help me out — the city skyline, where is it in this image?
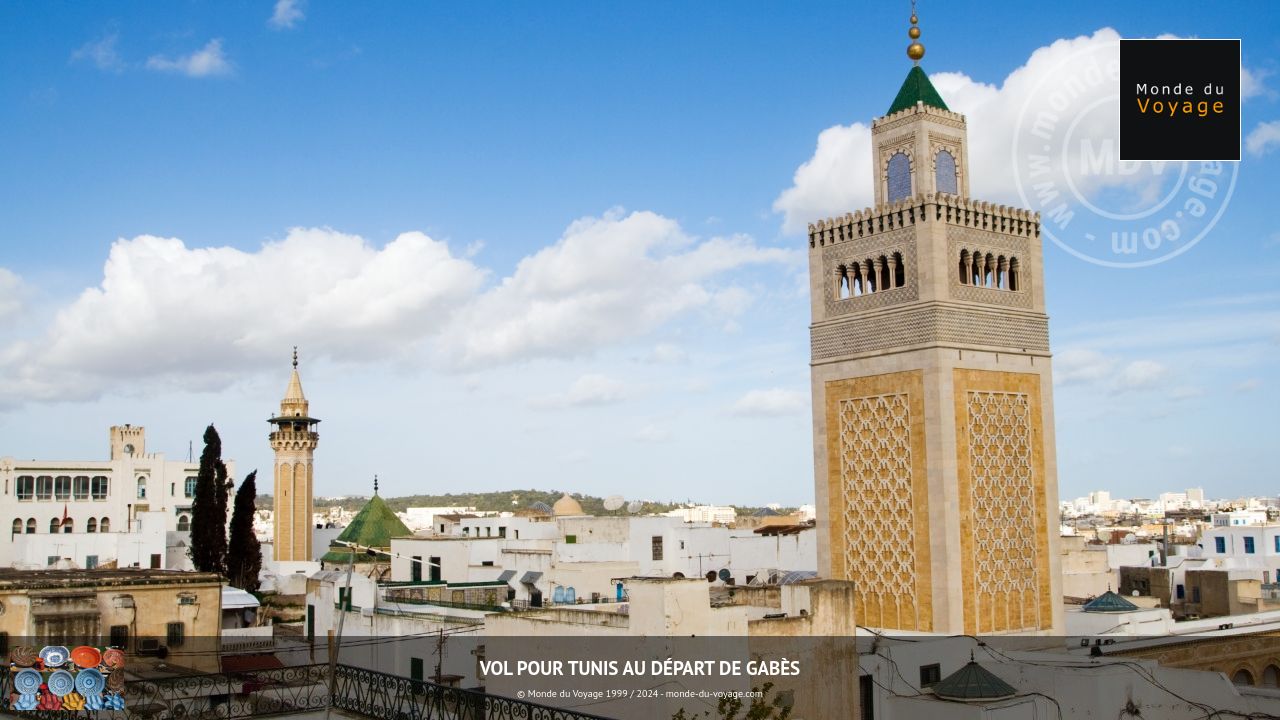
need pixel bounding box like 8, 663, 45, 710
1, 1, 1277, 505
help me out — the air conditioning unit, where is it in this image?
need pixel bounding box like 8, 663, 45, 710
137, 638, 165, 656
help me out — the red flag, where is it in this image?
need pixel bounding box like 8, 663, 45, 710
62, 504, 69, 525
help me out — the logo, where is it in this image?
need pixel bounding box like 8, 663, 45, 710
1012, 39, 1237, 268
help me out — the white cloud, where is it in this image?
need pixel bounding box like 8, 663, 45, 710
434, 208, 794, 368
773, 28, 1270, 234
0, 268, 23, 323
0, 229, 484, 405
633, 423, 672, 443
1242, 65, 1270, 101
1055, 348, 1171, 394
1235, 378, 1263, 394
1246, 120, 1280, 156
1113, 360, 1168, 393
645, 343, 688, 364
529, 374, 627, 409
71, 32, 125, 73
731, 388, 807, 417
1054, 348, 1116, 386
146, 39, 233, 78
269, 0, 306, 30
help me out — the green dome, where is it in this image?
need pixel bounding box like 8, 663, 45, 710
887, 66, 949, 115
932, 658, 1016, 702
321, 494, 411, 564
1082, 590, 1139, 613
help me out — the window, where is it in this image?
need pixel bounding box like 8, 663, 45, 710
177, 515, 190, 532
1176, 584, 1185, 600
651, 536, 664, 561
137, 477, 147, 499
410, 657, 424, 683
919, 663, 942, 687
1274, 536, 1279, 553
934, 149, 958, 194
411, 556, 422, 583
109, 625, 129, 649
85, 555, 99, 570
150, 554, 161, 569
185, 477, 197, 498
54, 476, 71, 501
429, 556, 441, 582
1215, 537, 1226, 553
62, 518, 73, 533
337, 587, 352, 611
565, 535, 577, 544
498, 526, 506, 538
73, 476, 90, 500
99, 517, 110, 532
36, 476, 53, 501
47, 556, 58, 567
481, 561, 494, 567
91, 476, 109, 500
49, 517, 60, 533
886, 152, 912, 202
26, 518, 35, 534
1246, 537, 1256, 554
11, 519, 20, 535
167, 622, 185, 647
16, 476, 33, 501
859, 675, 874, 720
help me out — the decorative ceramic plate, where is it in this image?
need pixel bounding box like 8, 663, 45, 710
102, 648, 125, 669
40, 645, 70, 668
14, 668, 43, 694
71, 646, 102, 669
47, 670, 76, 697
106, 670, 126, 693
75, 668, 106, 696
9, 645, 38, 667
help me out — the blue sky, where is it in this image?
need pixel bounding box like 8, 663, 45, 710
0, 1, 1277, 505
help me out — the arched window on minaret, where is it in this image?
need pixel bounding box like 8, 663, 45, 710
935, 149, 958, 195
887, 152, 912, 202
958, 249, 971, 284
1009, 257, 1020, 291
892, 251, 906, 287
838, 265, 851, 299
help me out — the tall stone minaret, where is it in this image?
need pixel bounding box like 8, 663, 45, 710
808, 9, 1062, 635
270, 348, 320, 563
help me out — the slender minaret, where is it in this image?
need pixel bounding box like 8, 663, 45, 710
270, 348, 320, 562
809, 5, 1062, 635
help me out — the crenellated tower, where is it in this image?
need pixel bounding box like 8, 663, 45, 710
809, 9, 1062, 635
270, 348, 320, 563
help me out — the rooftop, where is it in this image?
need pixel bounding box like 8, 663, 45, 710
0, 568, 222, 590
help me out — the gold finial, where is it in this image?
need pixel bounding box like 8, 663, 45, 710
373, 474, 379, 495
292, 346, 298, 370
907, 1, 925, 63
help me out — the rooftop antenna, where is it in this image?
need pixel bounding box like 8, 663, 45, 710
626, 500, 643, 514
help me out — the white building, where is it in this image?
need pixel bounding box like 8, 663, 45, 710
1213, 510, 1269, 527
663, 504, 737, 524
0, 425, 235, 570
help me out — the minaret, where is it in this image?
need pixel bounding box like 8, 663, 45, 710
808, 5, 1062, 635
270, 348, 320, 563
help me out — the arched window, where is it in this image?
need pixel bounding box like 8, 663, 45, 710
26, 518, 36, 534
984, 253, 996, 287
50, 517, 61, 534
1008, 257, 1020, 291
893, 251, 906, 288
1264, 665, 1280, 687
177, 515, 191, 532
62, 518, 73, 533
99, 517, 110, 533
935, 149, 958, 195
136, 477, 147, 499
887, 152, 912, 202
959, 249, 971, 284
87, 518, 97, 534
996, 255, 1008, 289
11, 518, 21, 535
837, 265, 851, 299
1233, 669, 1255, 686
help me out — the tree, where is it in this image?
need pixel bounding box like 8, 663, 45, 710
189, 424, 230, 574
226, 470, 263, 591
671, 683, 793, 720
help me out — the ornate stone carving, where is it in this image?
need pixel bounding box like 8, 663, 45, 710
811, 305, 1050, 361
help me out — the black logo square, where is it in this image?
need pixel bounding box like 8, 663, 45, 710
1120, 39, 1240, 161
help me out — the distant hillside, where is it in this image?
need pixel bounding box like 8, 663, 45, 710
255, 489, 793, 518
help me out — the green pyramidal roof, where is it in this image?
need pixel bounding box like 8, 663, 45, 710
887, 65, 949, 115
321, 494, 411, 563
932, 660, 1016, 702
1082, 590, 1139, 613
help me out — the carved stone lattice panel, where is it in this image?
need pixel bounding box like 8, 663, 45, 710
822, 228, 919, 316
954, 373, 1051, 634
825, 372, 931, 631
811, 305, 1049, 361
947, 226, 1034, 309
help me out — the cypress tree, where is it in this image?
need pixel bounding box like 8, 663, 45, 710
189, 424, 229, 574
226, 470, 263, 592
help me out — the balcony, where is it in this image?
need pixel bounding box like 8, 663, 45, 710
0, 664, 612, 720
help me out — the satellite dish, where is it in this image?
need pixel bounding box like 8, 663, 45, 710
626, 500, 643, 514
717, 569, 732, 583
604, 495, 625, 511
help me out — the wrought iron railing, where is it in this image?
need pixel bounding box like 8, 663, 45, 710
331, 665, 613, 720
1, 664, 613, 720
